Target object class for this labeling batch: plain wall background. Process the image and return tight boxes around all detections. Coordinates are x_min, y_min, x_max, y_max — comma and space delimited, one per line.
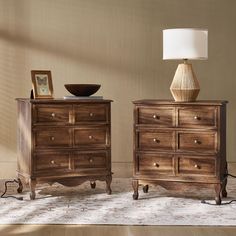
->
0, 0, 236, 178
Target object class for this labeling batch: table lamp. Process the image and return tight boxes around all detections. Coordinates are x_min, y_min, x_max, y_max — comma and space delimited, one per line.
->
163, 28, 208, 101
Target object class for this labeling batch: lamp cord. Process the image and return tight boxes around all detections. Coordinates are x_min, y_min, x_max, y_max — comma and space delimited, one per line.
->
0, 179, 23, 201
201, 173, 236, 205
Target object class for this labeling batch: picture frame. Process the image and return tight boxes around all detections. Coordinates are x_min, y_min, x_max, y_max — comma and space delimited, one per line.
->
31, 70, 54, 99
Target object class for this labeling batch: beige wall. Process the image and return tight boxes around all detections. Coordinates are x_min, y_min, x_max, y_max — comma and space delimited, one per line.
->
0, 0, 236, 178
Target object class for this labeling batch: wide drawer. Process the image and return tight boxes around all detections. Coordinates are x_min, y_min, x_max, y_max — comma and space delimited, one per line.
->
74, 126, 109, 148
74, 151, 108, 170
137, 153, 174, 174
33, 151, 70, 173
177, 156, 216, 176
178, 106, 217, 127
137, 130, 174, 150
33, 105, 71, 125
137, 107, 174, 126
177, 131, 217, 153
74, 104, 108, 123
34, 128, 71, 148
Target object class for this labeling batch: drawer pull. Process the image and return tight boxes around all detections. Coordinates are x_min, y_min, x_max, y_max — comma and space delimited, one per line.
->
194, 139, 201, 144
153, 138, 160, 143
194, 164, 200, 169
50, 136, 55, 141
153, 114, 160, 119
50, 160, 55, 164
89, 113, 94, 117
89, 158, 93, 163
51, 113, 56, 117
153, 163, 159, 167
194, 116, 201, 120
89, 135, 93, 139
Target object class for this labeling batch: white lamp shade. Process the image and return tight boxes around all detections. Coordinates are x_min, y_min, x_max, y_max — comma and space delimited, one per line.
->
163, 28, 208, 60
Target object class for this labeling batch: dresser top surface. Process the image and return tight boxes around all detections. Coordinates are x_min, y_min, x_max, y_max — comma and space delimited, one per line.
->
133, 99, 228, 106
16, 98, 113, 103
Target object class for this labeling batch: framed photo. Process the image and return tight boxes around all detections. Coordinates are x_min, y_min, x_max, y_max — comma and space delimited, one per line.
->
31, 70, 54, 99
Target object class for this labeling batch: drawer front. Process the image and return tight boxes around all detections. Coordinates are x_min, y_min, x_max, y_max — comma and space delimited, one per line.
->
74, 151, 108, 170
138, 131, 174, 150
34, 152, 70, 173
74, 104, 108, 123
74, 126, 108, 148
178, 106, 217, 127
137, 153, 174, 174
137, 107, 174, 126
33, 105, 71, 124
177, 132, 217, 153
34, 128, 71, 148
177, 156, 216, 176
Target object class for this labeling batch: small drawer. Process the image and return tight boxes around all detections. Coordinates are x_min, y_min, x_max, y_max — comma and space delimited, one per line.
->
137, 107, 174, 126
33, 105, 71, 125
177, 156, 216, 176
178, 106, 217, 127
73, 151, 108, 170
34, 152, 70, 173
138, 130, 174, 150
137, 153, 174, 174
177, 131, 217, 153
74, 104, 108, 123
74, 126, 108, 148
34, 128, 71, 148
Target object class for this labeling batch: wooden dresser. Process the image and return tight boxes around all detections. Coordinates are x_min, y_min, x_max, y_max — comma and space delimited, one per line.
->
16, 98, 112, 199
132, 100, 228, 205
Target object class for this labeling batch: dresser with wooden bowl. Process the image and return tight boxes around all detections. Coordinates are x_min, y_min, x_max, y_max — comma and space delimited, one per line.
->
132, 100, 227, 205
16, 98, 112, 199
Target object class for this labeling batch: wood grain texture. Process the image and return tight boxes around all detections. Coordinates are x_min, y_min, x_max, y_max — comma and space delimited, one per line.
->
16, 99, 112, 199
133, 100, 227, 204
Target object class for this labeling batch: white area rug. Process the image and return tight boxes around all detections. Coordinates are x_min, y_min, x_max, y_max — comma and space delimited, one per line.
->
0, 178, 236, 225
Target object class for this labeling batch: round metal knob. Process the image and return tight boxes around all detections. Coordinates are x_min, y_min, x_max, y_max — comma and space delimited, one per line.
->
153, 163, 159, 167
153, 138, 160, 143
50, 136, 55, 141
194, 164, 199, 169
194, 139, 199, 144
51, 160, 55, 164
153, 114, 160, 119
194, 116, 200, 120
89, 158, 93, 163
89, 135, 93, 139
89, 113, 94, 117
51, 113, 55, 117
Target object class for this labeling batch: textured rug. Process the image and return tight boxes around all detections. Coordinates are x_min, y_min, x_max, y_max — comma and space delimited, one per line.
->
0, 178, 236, 225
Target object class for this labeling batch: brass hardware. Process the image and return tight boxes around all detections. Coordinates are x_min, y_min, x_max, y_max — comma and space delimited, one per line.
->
153, 138, 160, 143
194, 116, 200, 120
89, 113, 94, 117
50, 136, 55, 141
194, 164, 199, 169
51, 113, 55, 117
51, 160, 55, 164
153, 163, 159, 167
153, 114, 160, 119
89, 135, 93, 139
89, 158, 93, 163
194, 139, 199, 144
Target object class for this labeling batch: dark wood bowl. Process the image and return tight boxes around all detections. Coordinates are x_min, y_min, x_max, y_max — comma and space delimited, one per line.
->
64, 84, 101, 96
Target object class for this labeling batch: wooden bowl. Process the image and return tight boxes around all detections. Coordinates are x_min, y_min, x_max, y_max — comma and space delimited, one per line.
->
64, 84, 101, 96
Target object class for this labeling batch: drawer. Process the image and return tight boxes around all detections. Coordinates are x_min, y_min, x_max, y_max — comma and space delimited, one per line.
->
177, 156, 216, 176
74, 126, 109, 148
178, 106, 217, 127
34, 152, 70, 173
137, 153, 174, 174
33, 105, 71, 125
74, 151, 108, 170
177, 131, 217, 153
137, 107, 174, 126
138, 130, 174, 150
34, 128, 71, 148
74, 104, 108, 123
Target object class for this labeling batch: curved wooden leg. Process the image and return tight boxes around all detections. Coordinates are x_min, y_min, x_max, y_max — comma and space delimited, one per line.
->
106, 175, 112, 195
132, 179, 139, 200
17, 178, 23, 193
143, 185, 149, 193
90, 181, 96, 189
29, 179, 36, 200
222, 178, 227, 198
214, 183, 222, 205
